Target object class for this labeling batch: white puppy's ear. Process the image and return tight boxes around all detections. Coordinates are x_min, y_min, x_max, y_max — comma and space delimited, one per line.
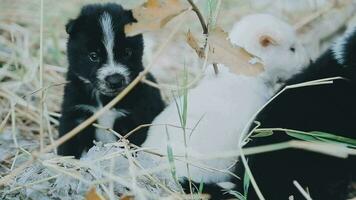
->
259, 35, 278, 47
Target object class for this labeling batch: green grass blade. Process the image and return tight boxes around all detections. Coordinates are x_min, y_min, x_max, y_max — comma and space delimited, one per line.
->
165, 125, 180, 186
309, 131, 356, 147
252, 129, 274, 138
285, 131, 320, 143
198, 180, 204, 194
181, 67, 189, 128
226, 190, 247, 200
243, 165, 250, 198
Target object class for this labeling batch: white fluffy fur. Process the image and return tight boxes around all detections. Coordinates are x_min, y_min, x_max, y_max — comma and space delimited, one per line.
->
229, 14, 309, 87
142, 14, 309, 183
143, 67, 269, 183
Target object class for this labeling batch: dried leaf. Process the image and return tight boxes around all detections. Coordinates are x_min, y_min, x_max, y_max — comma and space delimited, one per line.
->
120, 195, 135, 200
186, 30, 205, 58
85, 188, 104, 200
125, 0, 188, 36
187, 27, 264, 76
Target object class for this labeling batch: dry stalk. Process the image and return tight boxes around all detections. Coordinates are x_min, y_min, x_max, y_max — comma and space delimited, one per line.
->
293, 180, 313, 200
39, 0, 44, 151
187, 0, 219, 74
0, 109, 11, 133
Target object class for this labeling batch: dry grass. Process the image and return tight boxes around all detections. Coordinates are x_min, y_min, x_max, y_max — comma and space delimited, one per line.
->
0, 0, 356, 199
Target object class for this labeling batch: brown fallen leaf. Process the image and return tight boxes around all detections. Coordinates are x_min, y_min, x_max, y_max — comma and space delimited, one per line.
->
187, 27, 264, 76
85, 187, 105, 200
186, 30, 205, 58
125, 0, 188, 36
120, 195, 135, 200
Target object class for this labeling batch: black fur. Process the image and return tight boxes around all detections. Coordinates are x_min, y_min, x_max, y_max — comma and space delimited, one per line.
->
180, 179, 237, 200
58, 3, 164, 158
237, 29, 356, 200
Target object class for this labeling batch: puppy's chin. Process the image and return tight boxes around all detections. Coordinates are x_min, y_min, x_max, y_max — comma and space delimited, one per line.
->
98, 88, 122, 97
97, 83, 128, 96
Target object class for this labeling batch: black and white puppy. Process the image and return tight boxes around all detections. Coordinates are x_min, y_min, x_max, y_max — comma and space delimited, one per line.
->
58, 3, 164, 158
235, 27, 356, 200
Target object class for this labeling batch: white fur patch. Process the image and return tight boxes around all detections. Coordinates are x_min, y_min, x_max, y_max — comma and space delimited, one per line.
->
96, 108, 127, 143
228, 14, 309, 86
332, 26, 356, 65
143, 67, 270, 183
99, 12, 130, 85
75, 73, 91, 84
217, 181, 236, 190
94, 95, 128, 143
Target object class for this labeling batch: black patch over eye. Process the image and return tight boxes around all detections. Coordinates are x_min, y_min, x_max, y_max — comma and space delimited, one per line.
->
290, 46, 296, 53
123, 48, 132, 59
88, 52, 100, 62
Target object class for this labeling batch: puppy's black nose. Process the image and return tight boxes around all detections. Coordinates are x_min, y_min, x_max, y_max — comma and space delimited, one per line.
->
105, 74, 125, 87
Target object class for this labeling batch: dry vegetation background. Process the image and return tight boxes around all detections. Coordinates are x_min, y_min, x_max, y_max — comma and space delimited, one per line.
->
0, 0, 356, 199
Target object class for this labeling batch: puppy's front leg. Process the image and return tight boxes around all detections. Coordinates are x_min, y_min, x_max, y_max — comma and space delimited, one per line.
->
113, 115, 148, 146
58, 109, 95, 158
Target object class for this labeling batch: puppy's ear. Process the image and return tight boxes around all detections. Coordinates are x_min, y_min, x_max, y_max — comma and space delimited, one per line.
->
125, 9, 137, 23
259, 35, 278, 47
65, 19, 76, 35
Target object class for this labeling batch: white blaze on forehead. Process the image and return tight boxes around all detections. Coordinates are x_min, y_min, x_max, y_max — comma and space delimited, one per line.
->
100, 12, 115, 65
98, 12, 130, 84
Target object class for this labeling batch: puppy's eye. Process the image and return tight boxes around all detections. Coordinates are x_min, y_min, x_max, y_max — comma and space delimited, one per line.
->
88, 52, 100, 62
123, 48, 132, 59
290, 46, 296, 53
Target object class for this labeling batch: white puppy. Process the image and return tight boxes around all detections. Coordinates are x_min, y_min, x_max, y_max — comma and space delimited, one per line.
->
142, 14, 310, 183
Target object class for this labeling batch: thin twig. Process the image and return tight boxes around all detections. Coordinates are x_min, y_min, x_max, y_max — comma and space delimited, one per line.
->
0, 109, 11, 133
10, 101, 18, 148
187, 0, 208, 34
123, 123, 193, 139
293, 180, 313, 200
39, 0, 44, 151
187, 0, 219, 74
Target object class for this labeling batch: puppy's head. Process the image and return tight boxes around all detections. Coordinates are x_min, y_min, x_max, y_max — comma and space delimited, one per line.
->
66, 3, 143, 96
229, 14, 310, 84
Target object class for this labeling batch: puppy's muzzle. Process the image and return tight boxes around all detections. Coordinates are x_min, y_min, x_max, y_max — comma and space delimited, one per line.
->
105, 73, 126, 89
